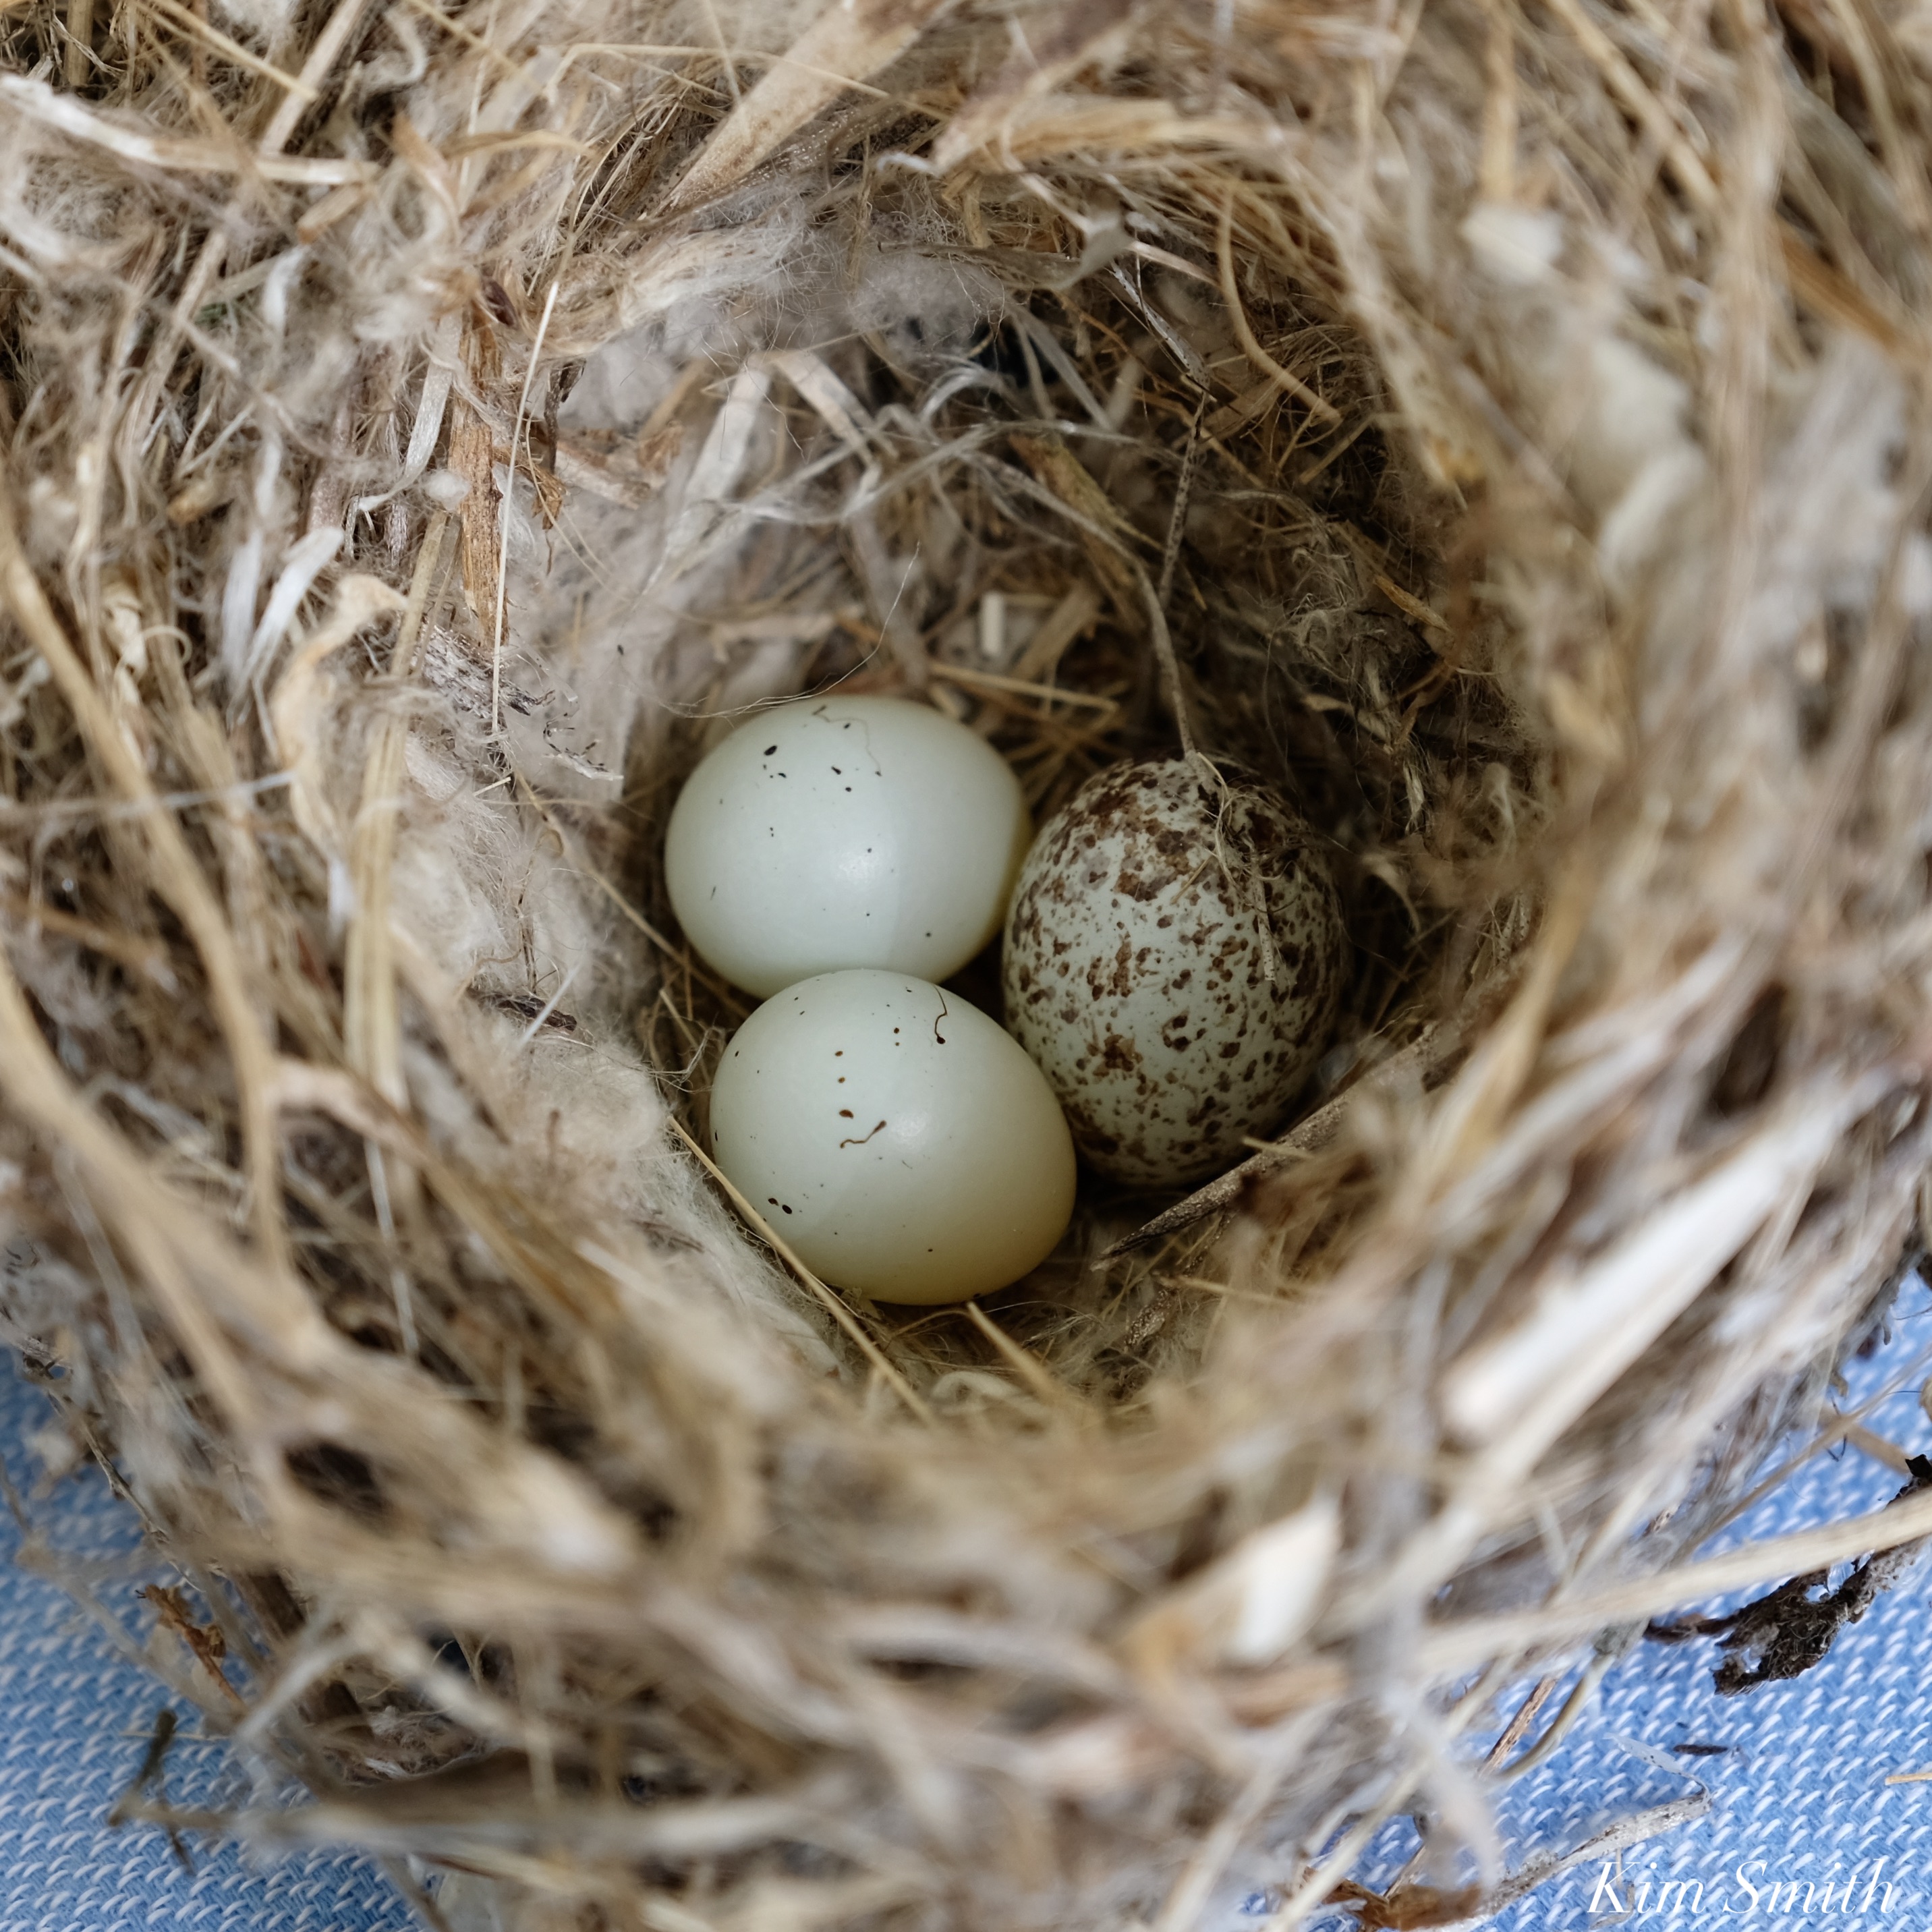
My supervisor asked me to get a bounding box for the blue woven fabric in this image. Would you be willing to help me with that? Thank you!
[0,1362,409,1932]
[1276,1272,1932,1931]
[10,1278,1932,1932]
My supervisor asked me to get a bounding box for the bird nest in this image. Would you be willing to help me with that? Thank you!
[3,0,1932,1926]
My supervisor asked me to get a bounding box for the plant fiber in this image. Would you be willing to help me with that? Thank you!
[0,0,1931,1926]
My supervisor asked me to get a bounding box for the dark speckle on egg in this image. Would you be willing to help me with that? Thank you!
[1001,758,1344,1187]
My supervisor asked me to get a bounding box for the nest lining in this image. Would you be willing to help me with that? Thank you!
[610,257,1519,1372]
[1,0,1931,1928]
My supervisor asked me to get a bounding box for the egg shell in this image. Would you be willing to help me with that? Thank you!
[709,969,1076,1305]
[1002,760,1344,1187]
[664,696,1031,998]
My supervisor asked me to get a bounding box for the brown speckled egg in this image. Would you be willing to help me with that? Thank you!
[1002,760,1344,1187]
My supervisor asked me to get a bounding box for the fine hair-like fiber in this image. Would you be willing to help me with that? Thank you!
[1,0,1930,1925]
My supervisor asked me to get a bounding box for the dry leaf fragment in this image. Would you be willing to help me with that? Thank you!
[1325,1878,1487,1931]
[140,1583,245,1706]
[1647,1456,1932,1693]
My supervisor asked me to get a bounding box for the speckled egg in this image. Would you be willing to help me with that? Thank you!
[1002,760,1344,1187]
[664,696,1030,999]
[710,969,1075,1305]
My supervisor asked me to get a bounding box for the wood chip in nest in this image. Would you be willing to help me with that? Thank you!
[419,623,546,718]
[1646,1454,1932,1692]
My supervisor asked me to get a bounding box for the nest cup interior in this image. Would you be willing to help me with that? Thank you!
[612,233,1531,1382]
[8,0,1932,1923]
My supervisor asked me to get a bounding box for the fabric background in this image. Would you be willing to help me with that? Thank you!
[1280,1271,1932,1930]
[5,1282,1932,1932]
[0,1363,409,1932]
